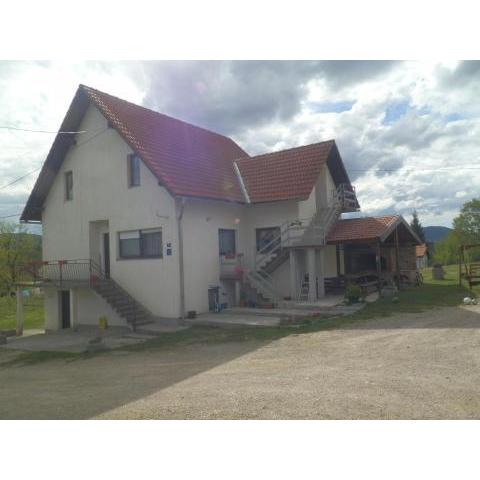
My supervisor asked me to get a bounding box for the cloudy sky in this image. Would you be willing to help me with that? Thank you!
[1,60,479,229]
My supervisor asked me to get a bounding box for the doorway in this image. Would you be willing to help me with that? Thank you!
[89,220,109,274]
[60,290,71,329]
[103,233,110,279]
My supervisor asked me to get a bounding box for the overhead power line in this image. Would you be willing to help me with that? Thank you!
[349,166,480,173]
[0,125,86,134]
[0,167,41,191]
[0,213,22,219]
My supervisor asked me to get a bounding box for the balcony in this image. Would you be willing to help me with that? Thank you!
[219,254,244,280]
[15,259,103,289]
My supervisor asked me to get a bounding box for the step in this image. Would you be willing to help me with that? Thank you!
[116,306,141,316]
[126,314,150,324]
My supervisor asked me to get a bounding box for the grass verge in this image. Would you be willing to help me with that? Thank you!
[0,294,44,331]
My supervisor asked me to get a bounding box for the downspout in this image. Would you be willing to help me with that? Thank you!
[176,197,187,320]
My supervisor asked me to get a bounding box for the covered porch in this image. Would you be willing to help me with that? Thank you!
[325,215,422,294]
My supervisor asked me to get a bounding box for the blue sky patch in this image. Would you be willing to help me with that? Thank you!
[383,101,409,125]
[309,100,355,113]
[445,113,463,122]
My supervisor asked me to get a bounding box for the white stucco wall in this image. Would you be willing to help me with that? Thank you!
[298,187,317,220]
[40,102,347,324]
[43,288,60,331]
[75,287,125,326]
[42,104,180,320]
[181,198,246,313]
[315,164,336,209]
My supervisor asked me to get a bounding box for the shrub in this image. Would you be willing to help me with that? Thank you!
[345,284,362,303]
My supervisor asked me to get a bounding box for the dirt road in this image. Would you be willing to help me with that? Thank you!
[1,305,480,419]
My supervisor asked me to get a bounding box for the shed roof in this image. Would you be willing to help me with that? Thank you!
[416,244,428,257]
[327,215,421,244]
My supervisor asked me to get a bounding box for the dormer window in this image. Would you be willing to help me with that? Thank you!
[65,171,73,201]
[128,154,141,187]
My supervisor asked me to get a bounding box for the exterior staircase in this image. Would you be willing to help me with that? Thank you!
[91,277,153,329]
[16,259,153,330]
[243,183,358,306]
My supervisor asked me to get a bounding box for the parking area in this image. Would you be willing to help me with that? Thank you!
[1,305,480,419]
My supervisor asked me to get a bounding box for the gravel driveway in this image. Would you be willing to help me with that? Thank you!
[1,305,480,419]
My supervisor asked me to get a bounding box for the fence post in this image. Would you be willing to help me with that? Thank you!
[16,287,24,336]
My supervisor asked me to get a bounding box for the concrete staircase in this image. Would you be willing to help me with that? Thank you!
[91,278,153,329]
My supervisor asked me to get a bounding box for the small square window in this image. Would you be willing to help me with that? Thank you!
[65,171,73,201]
[128,154,141,187]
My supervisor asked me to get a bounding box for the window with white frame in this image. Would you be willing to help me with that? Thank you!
[118,228,162,259]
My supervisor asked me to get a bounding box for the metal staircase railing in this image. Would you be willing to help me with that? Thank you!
[245,183,357,305]
[16,259,151,329]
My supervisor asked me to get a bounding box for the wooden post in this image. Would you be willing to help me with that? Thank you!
[16,287,24,336]
[394,227,400,288]
[459,246,463,287]
[376,242,382,295]
[335,244,341,277]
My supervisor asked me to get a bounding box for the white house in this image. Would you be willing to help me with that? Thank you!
[19,85,420,331]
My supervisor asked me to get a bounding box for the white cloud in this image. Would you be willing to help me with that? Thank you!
[1,60,479,229]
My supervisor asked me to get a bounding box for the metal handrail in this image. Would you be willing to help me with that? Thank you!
[16,258,146,328]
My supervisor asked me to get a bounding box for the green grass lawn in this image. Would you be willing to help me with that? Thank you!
[347,263,476,321]
[0,294,44,331]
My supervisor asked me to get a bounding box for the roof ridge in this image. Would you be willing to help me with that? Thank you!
[336,215,398,222]
[235,139,335,164]
[80,84,248,154]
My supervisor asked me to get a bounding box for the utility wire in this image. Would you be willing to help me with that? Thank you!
[0,125,86,134]
[349,166,480,172]
[0,213,22,219]
[0,127,109,193]
[0,167,42,191]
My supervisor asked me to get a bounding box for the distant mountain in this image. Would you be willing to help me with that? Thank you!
[424,226,452,243]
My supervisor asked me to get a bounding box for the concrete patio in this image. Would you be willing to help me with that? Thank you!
[186,295,365,328]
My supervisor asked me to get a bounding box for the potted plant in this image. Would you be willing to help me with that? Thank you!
[345,284,362,304]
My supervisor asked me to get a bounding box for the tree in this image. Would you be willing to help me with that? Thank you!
[433,230,461,265]
[452,198,480,244]
[410,210,425,243]
[434,198,480,265]
[0,221,41,294]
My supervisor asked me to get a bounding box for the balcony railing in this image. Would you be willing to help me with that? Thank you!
[15,259,104,288]
[219,254,244,280]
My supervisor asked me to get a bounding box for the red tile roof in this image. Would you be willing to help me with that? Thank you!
[416,244,428,257]
[83,85,248,202]
[236,141,334,203]
[21,85,354,221]
[327,215,399,243]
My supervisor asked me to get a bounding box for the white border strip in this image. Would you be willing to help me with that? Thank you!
[233,161,250,204]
